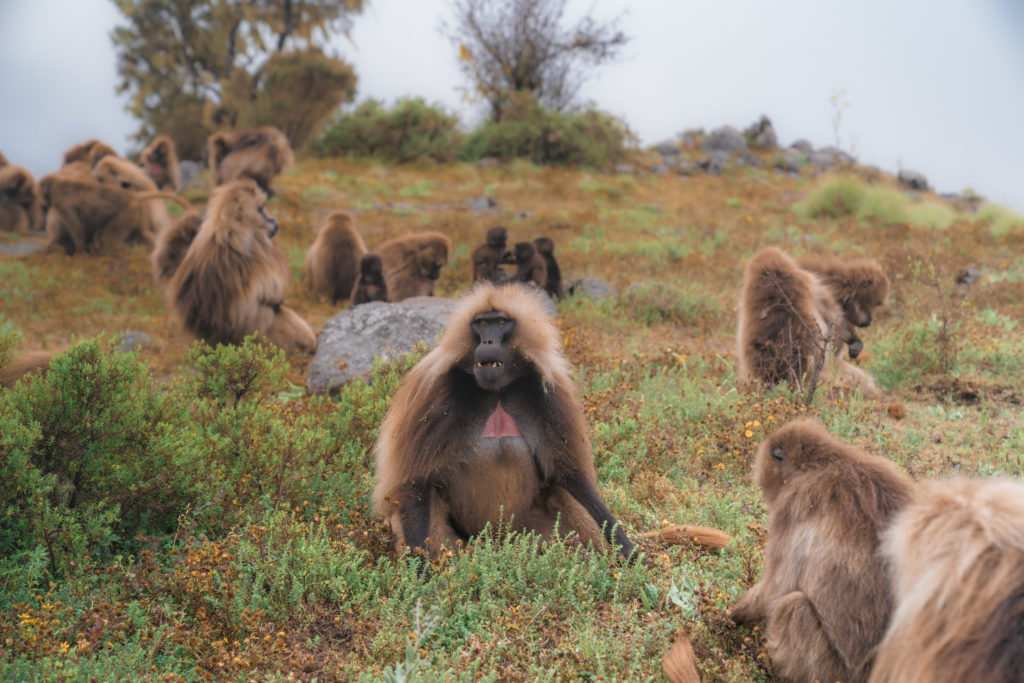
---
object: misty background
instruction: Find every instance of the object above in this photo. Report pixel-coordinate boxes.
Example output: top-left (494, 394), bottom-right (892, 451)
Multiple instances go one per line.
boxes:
top-left (1, 0), bottom-right (1022, 210)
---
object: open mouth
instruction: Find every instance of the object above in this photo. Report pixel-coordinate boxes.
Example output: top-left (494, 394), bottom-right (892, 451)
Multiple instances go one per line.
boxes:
top-left (477, 360), bottom-right (503, 368)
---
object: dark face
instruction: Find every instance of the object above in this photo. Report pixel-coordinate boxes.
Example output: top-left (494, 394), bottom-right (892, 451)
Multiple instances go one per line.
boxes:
top-left (514, 242), bottom-right (535, 265)
top-left (259, 204), bottom-right (278, 238)
top-left (533, 237), bottom-right (554, 255)
top-left (469, 311), bottom-right (526, 392)
top-left (361, 254), bottom-right (383, 282)
top-left (486, 227), bottom-right (508, 250)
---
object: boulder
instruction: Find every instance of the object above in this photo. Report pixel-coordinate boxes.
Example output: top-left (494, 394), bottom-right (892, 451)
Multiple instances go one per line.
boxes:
top-left (178, 160), bottom-right (203, 190)
top-left (698, 150), bottom-right (731, 175)
top-left (654, 140), bottom-right (681, 157)
top-left (807, 146), bottom-right (854, 168)
top-left (703, 126), bottom-right (747, 152)
top-left (306, 297), bottom-right (459, 393)
top-left (567, 276), bottom-right (617, 301)
top-left (790, 139), bottom-right (814, 154)
top-left (465, 196), bottom-right (498, 212)
top-left (679, 128), bottom-right (705, 147)
top-left (774, 148), bottom-right (806, 173)
top-left (897, 169), bottom-right (929, 192)
top-left (745, 115), bottom-right (778, 149)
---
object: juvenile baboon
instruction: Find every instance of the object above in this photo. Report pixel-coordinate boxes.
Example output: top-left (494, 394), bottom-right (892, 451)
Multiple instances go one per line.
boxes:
top-left (351, 253), bottom-right (388, 305)
top-left (510, 241), bottom-right (548, 289)
top-left (1, 350), bottom-right (58, 389)
top-left (471, 226), bottom-right (514, 283)
top-left (168, 179), bottom-right (315, 352)
top-left (151, 211), bottom-right (202, 287)
top-left (62, 139), bottom-right (117, 168)
top-left (730, 418), bottom-right (912, 683)
top-left (736, 247), bottom-right (880, 397)
top-left (207, 127), bottom-right (294, 194)
top-left (140, 135), bottom-right (180, 191)
top-left (373, 283), bottom-right (635, 562)
top-left (377, 231), bottom-right (451, 302)
top-left (533, 236), bottom-right (564, 300)
top-left (304, 211), bottom-right (367, 304)
top-left (869, 477), bottom-right (1024, 683)
top-left (798, 255), bottom-right (889, 358)
top-left (0, 165), bottom-right (43, 233)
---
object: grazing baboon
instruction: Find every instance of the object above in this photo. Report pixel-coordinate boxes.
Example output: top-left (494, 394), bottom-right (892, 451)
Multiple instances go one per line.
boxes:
top-left (140, 135), bottom-right (180, 191)
top-left (510, 241), bottom-right (548, 289)
top-left (168, 179), bottom-right (315, 352)
top-left (533, 236), bottom-right (564, 300)
top-left (736, 247), bottom-right (880, 397)
top-left (0, 150), bottom-right (8, 167)
top-left (304, 211), bottom-right (367, 304)
top-left (798, 255), bottom-right (889, 358)
top-left (0, 165), bottom-right (43, 233)
top-left (351, 253), bottom-right (388, 305)
top-left (471, 226), bottom-right (514, 283)
top-left (377, 231), bottom-right (451, 302)
top-left (151, 211), bottom-right (202, 287)
top-left (730, 418), bottom-right (912, 683)
top-left (1, 350), bottom-right (58, 389)
top-left (870, 477), bottom-right (1024, 683)
top-left (62, 139), bottom-right (117, 168)
top-left (207, 127), bottom-right (293, 194)
top-left (373, 283), bottom-right (635, 562)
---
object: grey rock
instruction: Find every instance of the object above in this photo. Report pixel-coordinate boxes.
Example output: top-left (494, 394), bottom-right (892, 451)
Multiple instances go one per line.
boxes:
top-left (745, 115), bottom-right (778, 149)
top-left (956, 268), bottom-right (980, 286)
top-left (178, 160), bottom-right (203, 189)
top-left (698, 150), bottom-right (731, 175)
top-left (679, 128), bottom-right (705, 147)
top-left (774, 148), bottom-right (806, 173)
top-left (465, 196), bottom-right (498, 211)
top-left (790, 139), bottom-right (814, 154)
top-left (650, 163), bottom-right (670, 176)
top-left (807, 146), bottom-right (854, 168)
top-left (737, 152), bottom-right (762, 167)
top-left (898, 169), bottom-right (929, 191)
top-left (0, 241), bottom-right (46, 255)
top-left (306, 297), bottom-right (459, 393)
top-left (654, 140), bottom-right (681, 156)
top-left (703, 126), bottom-right (748, 152)
top-left (477, 157), bottom-right (501, 169)
top-left (567, 276), bottom-right (617, 301)
top-left (612, 163), bottom-right (635, 174)
top-left (118, 332), bottom-right (153, 353)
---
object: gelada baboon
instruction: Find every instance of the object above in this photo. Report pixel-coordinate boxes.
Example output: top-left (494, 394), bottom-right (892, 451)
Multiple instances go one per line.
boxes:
top-left (168, 179), bottom-right (316, 352)
top-left (798, 254), bottom-right (889, 358)
top-left (0, 150), bottom-right (8, 167)
top-left (730, 418), bottom-right (912, 683)
top-left (510, 241), bottom-right (548, 289)
top-left (869, 477), bottom-right (1024, 683)
top-left (139, 135), bottom-right (180, 191)
top-left (471, 226), bottom-right (514, 284)
top-left (737, 247), bottom-right (880, 397)
top-left (207, 127), bottom-right (294, 194)
top-left (533, 236), bottom-right (564, 300)
top-left (373, 282), bottom-right (635, 562)
top-left (1, 350), bottom-right (58, 389)
top-left (304, 210), bottom-right (367, 304)
top-left (0, 164), bottom-right (43, 233)
top-left (351, 253), bottom-right (388, 305)
top-left (376, 231), bottom-right (451, 302)
top-left (62, 139), bottom-right (117, 168)
top-left (151, 211), bottom-right (202, 288)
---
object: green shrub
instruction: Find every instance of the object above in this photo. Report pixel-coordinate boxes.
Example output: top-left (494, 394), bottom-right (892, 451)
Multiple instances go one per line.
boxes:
top-left (460, 92), bottom-right (631, 167)
top-left (317, 98), bottom-right (462, 163)
top-left (793, 175), bottom-right (866, 218)
top-left (979, 202), bottom-right (1024, 238)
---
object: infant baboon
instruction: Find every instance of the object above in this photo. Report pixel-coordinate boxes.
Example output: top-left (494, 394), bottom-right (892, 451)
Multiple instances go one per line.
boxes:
top-left (869, 477), bottom-right (1024, 683)
top-left (510, 241), bottom-right (548, 289)
top-left (208, 127), bottom-right (293, 194)
top-left (62, 139), bottom-right (117, 168)
top-left (737, 247), bottom-right (880, 397)
top-left (533, 236), bottom-right (563, 300)
top-left (151, 211), bottom-right (202, 288)
top-left (351, 253), bottom-right (388, 305)
top-left (377, 231), bottom-right (451, 302)
top-left (0, 165), bottom-right (43, 233)
top-left (798, 255), bottom-right (889, 358)
top-left (140, 135), bottom-right (180, 191)
top-left (730, 418), bottom-right (912, 683)
top-left (168, 179), bottom-right (315, 352)
top-left (471, 226), bottom-right (514, 284)
top-left (304, 211), bottom-right (367, 304)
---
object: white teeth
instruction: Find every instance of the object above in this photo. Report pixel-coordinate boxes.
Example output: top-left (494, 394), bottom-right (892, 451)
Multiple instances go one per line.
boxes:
top-left (477, 361), bottom-right (503, 368)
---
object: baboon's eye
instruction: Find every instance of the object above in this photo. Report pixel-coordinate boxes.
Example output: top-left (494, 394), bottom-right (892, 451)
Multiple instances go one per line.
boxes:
top-left (120, 181), bottom-right (131, 189)
top-left (859, 280), bottom-right (873, 289)
top-left (771, 446), bottom-right (786, 463)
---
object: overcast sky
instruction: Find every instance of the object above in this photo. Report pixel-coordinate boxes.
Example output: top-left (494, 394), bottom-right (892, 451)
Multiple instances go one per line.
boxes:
top-left (2, 0), bottom-right (1022, 210)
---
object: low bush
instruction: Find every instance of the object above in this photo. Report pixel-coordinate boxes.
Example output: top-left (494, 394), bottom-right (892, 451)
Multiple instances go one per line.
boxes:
top-left (317, 98), bottom-right (462, 163)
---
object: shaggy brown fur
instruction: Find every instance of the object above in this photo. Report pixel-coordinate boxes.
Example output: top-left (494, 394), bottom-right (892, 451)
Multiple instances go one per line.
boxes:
top-left (140, 135), bottom-right (180, 191)
top-left (376, 231), bottom-right (451, 302)
top-left (151, 211), bottom-right (202, 288)
top-left (798, 254), bottom-right (889, 358)
top-left (1, 350), bottom-right (58, 389)
top-left (471, 226), bottom-right (513, 284)
top-left (736, 247), bottom-right (881, 397)
top-left (0, 150), bottom-right (8, 167)
top-left (373, 283), bottom-right (634, 561)
top-left (533, 236), bottom-right (564, 300)
top-left (168, 180), bottom-right (315, 352)
top-left (0, 165), bottom-right (43, 233)
top-left (351, 253), bottom-right (388, 306)
top-left (207, 127), bottom-right (294, 194)
top-left (869, 477), bottom-right (1024, 683)
top-left (730, 418), bottom-right (912, 683)
top-left (304, 211), bottom-right (367, 304)
top-left (62, 139), bottom-right (117, 168)
top-left (510, 241), bottom-right (548, 289)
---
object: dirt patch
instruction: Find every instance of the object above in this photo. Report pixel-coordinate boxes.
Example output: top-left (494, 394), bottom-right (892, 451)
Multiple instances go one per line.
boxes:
top-left (914, 376), bottom-right (1023, 406)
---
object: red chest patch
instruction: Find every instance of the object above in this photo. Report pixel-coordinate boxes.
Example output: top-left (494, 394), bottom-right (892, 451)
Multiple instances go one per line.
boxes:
top-left (482, 401), bottom-right (523, 438)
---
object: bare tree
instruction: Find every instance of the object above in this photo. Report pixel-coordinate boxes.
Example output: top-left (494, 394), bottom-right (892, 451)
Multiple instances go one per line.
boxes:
top-left (444, 0), bottom-right (628, 120)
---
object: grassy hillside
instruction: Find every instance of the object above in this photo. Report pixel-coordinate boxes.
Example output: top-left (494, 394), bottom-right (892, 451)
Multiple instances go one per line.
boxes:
top-left (2, 148), bottom-right (1024, 681)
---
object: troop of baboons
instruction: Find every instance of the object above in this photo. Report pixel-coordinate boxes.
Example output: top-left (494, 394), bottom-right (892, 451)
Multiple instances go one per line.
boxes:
top-left (2, 129), bottom-right (1021, 682)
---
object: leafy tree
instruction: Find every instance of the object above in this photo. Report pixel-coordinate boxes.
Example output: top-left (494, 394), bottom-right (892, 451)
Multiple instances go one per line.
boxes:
top-left (111, 0), bottom-right (364, 159)
top-left (444, 0), bottom-right (628, 121)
